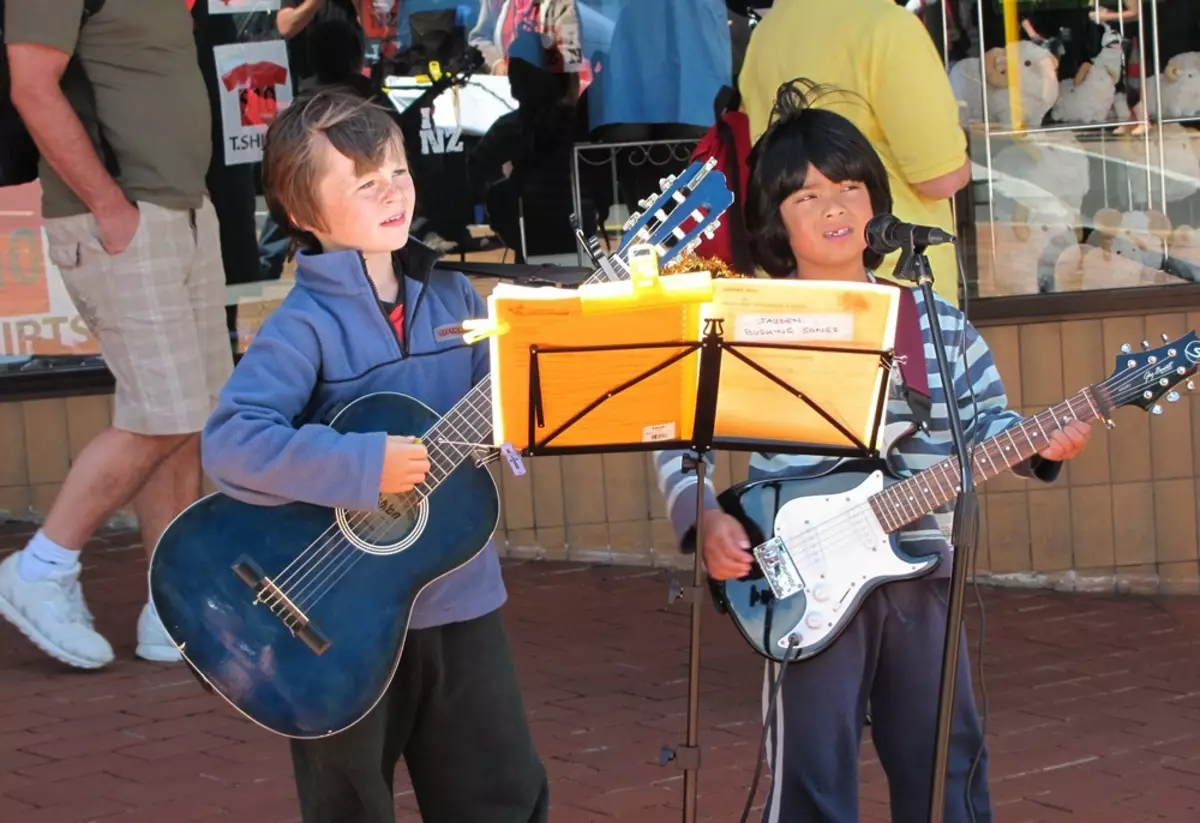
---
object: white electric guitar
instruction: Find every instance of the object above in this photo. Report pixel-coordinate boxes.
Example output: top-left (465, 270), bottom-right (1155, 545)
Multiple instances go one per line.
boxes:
top-left (710, 333), bottom-right (1200, 662)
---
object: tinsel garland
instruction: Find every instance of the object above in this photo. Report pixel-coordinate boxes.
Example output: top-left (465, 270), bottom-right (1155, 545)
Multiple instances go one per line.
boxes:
top-left (660, 254), bottom-right (752, 279)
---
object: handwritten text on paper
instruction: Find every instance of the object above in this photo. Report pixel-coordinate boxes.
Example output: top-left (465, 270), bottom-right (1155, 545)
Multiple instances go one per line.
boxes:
top-left (734, 313), bottom-right (855, 342)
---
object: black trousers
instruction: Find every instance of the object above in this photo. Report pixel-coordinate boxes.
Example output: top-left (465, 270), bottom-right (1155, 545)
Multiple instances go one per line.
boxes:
top-left (762, 578), bottom-right (991, 823)
top-left (291, 609), bottom-right (549, 823)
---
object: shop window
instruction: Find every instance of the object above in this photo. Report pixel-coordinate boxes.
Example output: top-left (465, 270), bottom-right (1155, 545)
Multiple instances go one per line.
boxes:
top-left (942, 0), bottom-right (1200, 299)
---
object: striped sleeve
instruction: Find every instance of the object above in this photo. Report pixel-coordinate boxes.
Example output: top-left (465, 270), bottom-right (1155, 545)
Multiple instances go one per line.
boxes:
top-left (950, 305), bottom-right (1061, 483)
top-left (653, 449), bottom-right (719, 551)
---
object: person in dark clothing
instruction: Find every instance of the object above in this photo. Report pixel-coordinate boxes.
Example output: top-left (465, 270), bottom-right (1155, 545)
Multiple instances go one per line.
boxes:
top-left (190, 2), bottom-right (263, 346)
top-left (278, 0), bottom-right (364, 92)
top-left (468, 57), bottom-right (600, 260)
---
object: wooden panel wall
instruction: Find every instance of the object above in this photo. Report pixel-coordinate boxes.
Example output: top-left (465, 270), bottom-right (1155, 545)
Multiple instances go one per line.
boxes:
top-left (4, 307), bottom-right (1197, 594)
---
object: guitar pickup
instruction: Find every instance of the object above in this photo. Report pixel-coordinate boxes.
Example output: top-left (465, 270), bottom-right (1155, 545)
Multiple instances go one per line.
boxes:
top-left (233, 558), bottom-right (331, 656)
top-left (752, 538), bottom-right (805, 602)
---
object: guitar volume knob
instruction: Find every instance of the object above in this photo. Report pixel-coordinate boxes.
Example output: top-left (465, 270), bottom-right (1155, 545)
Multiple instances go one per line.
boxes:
top-left (811, 584), bottom-right (830, 602)
top-left (804, 612), bottom-right (825, 630)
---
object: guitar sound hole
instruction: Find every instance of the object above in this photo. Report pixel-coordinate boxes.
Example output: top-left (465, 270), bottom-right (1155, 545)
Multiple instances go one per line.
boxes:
top-left (335, 494), bottom-right (430, 556)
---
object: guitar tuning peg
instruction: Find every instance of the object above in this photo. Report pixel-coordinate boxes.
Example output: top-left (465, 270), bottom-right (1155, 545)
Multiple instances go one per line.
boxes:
top-left (1120, 343), bottom-right (1133, 354)
top-left (1152, 404), bottom-right (1164, 415)
top-left (1162, 333), bottom-right (1171, 342)
top-left (1167, 391), bottom-right (1181, 403)
top-left (1141, 340), bottom-right (1151, 350)
top-left (1189, 380), bottom-right (1196, 391)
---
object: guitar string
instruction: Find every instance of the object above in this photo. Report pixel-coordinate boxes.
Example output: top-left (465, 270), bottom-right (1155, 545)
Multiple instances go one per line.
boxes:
top-left (259, 196), bottom-right (715, 619)
top-left (762, 362), bottom-right (1177, 565)
top-left (273, 383), bottom-right (490, 612)
top-left (266, 415), bottom-right (472, 598)
top-left (291, 384), bottom-right (496, 612)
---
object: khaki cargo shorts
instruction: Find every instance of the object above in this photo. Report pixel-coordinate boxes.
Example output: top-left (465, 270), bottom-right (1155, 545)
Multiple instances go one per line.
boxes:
top-left (43, 198), bottom-right (234, 436)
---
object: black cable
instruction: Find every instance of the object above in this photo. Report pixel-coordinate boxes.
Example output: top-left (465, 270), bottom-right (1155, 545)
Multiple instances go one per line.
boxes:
top-left (740, 640), bottom-right (800, 823)
top-left (955, 243), bottom-right (988, 823)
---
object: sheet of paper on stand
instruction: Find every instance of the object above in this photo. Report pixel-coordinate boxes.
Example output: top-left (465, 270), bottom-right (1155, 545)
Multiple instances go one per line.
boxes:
top-left (706, 278), bottom-right (899, 451)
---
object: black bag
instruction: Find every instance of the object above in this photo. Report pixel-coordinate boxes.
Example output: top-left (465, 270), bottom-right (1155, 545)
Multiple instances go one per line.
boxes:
top-left (0, 0), bottom-right (118, 188)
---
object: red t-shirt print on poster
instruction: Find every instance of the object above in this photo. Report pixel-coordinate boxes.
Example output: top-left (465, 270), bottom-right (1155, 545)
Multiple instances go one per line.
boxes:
top-left (221, 61), bottom-right (289, 127)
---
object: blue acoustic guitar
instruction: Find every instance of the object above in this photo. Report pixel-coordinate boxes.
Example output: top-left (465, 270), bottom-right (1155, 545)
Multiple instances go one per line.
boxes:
top-left (148, 159), bottom-right (734, 739)
top-left (713, 333), bottom-right (1199, 663)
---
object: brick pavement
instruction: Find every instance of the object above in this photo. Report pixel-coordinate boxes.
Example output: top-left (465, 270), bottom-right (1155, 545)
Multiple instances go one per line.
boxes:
top-left (1, 524), bottom-right (1200, 822)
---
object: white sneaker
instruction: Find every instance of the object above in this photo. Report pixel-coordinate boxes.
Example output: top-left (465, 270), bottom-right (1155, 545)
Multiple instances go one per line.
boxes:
top-left (136, 601), bottom-right (181, 662)
top-left (0, 552), bottom-right (115, 669)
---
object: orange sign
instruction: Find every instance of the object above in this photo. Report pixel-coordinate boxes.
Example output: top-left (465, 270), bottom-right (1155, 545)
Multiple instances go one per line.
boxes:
top-left (0, 182), bottom-right (51, 317)
top-left (0, 181), bottom-right (99, 356)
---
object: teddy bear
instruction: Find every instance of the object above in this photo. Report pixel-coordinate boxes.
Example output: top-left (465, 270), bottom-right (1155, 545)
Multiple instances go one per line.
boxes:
top-left (949, 41), bottom-right (1059, 130)
top-left (1049, 27), bottom-right (1125, 124)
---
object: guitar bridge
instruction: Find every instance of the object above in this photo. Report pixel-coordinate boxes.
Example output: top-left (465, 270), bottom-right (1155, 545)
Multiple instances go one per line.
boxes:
top-left (233, 558), bottom-right (331, 655)
top-left (752, 537), bottom-right (805, 601)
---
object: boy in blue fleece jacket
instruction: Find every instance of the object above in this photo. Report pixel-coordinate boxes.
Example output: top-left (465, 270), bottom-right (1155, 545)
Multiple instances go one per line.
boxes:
top-left (201, 88), bottom-right (547, 823)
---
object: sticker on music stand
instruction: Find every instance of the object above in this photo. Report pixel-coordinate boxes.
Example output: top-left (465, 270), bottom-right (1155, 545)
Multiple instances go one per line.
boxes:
top-left (213, 41), bottom-right (293, 165)
top-left (499, 443), bottom-right (527, 477)
top-left (208, 0), bottom-right (280, 14)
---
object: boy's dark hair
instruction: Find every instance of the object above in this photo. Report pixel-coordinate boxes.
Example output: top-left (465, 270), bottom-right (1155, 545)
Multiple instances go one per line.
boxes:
top-left (263, 87), bottom-right (405, 252)
top-left (745, 79), bottom-right (893, 277)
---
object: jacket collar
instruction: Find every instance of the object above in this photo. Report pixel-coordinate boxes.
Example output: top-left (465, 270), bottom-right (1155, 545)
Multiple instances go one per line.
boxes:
top-left (293, 238), bottom-right (442, 296)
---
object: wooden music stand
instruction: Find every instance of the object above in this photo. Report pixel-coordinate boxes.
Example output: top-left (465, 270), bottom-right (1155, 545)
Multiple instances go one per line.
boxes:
top-left (478, 264), bottom-right (902, 823)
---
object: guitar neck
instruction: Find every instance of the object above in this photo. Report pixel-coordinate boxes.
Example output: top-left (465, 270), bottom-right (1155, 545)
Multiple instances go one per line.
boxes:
top-left (419, 263), bottom-right (619, 492)
top-left (868, 386), bottom-right (1107, 533)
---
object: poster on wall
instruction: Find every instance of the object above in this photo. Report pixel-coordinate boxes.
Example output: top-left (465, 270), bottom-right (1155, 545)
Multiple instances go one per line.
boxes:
top-left (208, 0), bottom-right (280, 14)
top-left (362, 0), bottom-right (400, 40)
top-left (0, 183), bottom-right (99, 358)
top-left (213, 40), bottom-right (293, 166)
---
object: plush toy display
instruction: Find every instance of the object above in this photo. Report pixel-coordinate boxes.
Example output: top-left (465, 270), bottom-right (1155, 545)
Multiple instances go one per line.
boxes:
top-left (989, 133), bottom-right (1092, 213)
top-left (1141, 52), bottom-right (1200, 121)
top-left (1107, 124), bottom-right (1200, 206)
top-left (949, 41), bottom-right (1059, 129)
top-left (1049, 28), bottom-right (1124, 124)
top-left (1164, 225), bottom-right (1200, 283)
top-left (975, 197), bottom-right (1081, 296)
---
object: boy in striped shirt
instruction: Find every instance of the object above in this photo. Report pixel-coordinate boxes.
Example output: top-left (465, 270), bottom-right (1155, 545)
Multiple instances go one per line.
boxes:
top-left (654, 89), bottom-right (1091, 823)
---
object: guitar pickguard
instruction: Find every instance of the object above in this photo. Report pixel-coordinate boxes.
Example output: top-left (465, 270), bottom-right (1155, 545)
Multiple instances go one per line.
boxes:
top-left (746, 470), bottom-right (936, 655)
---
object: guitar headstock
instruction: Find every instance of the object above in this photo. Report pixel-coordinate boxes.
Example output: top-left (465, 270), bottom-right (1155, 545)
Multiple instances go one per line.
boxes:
top-left (616, 158), bottom-right (734, 270)
top-left (1098, 332), bottom-right (1200, 416)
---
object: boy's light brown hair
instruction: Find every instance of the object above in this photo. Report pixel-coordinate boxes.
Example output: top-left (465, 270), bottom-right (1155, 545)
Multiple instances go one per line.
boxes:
top-left (262, 87), bottom-right (406, 252)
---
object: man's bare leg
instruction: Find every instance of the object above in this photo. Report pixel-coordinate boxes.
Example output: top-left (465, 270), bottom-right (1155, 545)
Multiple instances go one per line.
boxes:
top-left (0, 426), bottom-right (190, 669)
top-left (131, 433), bottom-right (201, 559)
top-left (41, 428), bottom-right (192, 550)
top-left (130, 433), bottom-right (202, 663)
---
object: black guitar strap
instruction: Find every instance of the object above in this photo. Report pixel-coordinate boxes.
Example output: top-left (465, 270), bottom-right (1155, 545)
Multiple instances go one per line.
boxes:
top-left (894, 287), bottom-right (933, 432)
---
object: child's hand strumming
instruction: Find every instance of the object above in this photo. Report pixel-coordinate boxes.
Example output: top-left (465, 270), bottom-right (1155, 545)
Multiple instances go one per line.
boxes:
top-left (381, 436), bottom-right (432, 494)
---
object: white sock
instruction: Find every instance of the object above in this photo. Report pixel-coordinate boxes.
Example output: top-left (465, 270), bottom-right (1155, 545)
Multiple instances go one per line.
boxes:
top-left (17, 531), bottom-right (81, 582)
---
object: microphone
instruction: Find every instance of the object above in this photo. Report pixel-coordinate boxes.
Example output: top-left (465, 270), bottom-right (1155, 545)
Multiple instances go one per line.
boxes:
top-left (864, 214), bottom-right (956, 255)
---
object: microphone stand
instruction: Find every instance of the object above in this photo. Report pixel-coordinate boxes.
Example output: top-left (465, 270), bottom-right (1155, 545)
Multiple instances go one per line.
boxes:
top-left (891, 243), bottom-right (980, 823)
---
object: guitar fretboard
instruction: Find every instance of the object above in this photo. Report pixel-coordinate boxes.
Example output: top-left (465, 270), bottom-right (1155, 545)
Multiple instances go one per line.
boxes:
top-left (868, 387), bottom-right (1106, 534)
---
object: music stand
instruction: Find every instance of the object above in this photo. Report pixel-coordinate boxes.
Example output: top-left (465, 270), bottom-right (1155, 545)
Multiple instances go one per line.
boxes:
top-left (484, 271), bottom-right (901, 822)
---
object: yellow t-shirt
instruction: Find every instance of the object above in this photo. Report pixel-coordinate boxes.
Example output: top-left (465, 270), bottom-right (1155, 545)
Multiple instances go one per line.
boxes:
top-left (739, 0), bottom-right (966, 306)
